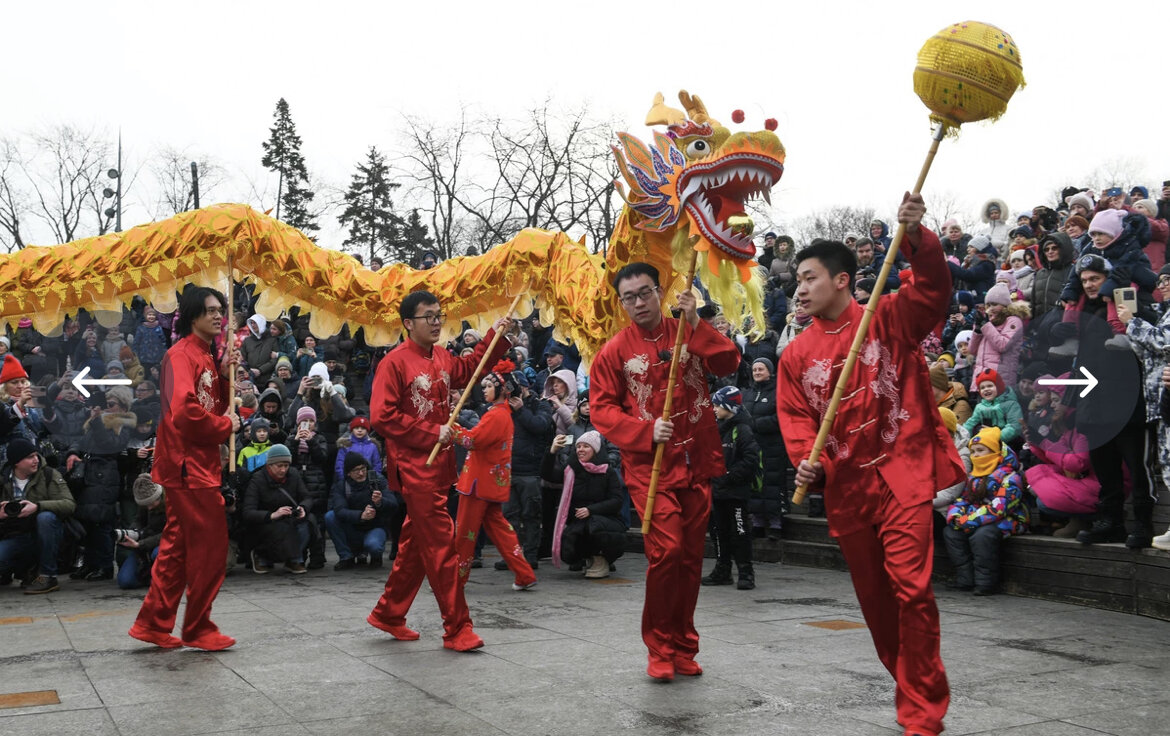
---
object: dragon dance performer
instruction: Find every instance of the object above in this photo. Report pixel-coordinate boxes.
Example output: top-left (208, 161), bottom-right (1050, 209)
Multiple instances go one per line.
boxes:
top-left (451, 359), bottom-right (537, 591)
top-left (129, 287), bottom-right (241, 651)
top-left (366, 291), bottom-right (512, 652)
top-left (777, 194), bottom-right (964, 736)
top-left (590, 262), bottom-right (740, 681)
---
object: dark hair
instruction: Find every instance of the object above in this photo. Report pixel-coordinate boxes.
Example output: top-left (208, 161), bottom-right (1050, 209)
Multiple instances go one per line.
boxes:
top-left (174, 286), bottom-right (227, 337)
top-left (611, 262), bottom-right (660, 291)
top-left (795, 240), bottom-right (857, 289)
top-left (399, 291), bottom-right (440, 328)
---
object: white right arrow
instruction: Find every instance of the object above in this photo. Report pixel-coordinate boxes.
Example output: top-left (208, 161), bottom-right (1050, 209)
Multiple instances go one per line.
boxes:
top-left (71, 365), bottom-right (133, 399)
top-left (1037, 366), bottom-right (1099, 398)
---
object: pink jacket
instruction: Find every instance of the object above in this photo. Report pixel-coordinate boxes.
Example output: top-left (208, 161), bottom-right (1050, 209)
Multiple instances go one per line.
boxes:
top-left (968, 315), bottom-right (1024, 391)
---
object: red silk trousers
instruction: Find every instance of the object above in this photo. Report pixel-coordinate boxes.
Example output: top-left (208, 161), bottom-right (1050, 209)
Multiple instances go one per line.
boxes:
top-left (454, 495), bottom-right (535, 587)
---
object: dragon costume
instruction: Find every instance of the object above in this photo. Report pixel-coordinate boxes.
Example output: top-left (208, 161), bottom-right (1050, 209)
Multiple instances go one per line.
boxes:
top-left (0, 91), bottom-right (784, 360)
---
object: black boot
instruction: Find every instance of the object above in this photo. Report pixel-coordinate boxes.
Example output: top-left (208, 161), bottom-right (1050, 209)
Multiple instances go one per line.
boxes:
top-left (702, 562), bottom-right (733, 585)
top-left (1126, 512), bottom-right (1155, 550)
top-left (1077, 518), bottom-right (1127, 545)
top-left (736, 565), bottom-right (755, 590)
top-left (807, 495), bottom-right (826, 518)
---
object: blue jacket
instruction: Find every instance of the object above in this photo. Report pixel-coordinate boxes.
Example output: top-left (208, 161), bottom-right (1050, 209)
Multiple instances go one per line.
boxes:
top-left (1061, 213), bottom-right (1156, 303)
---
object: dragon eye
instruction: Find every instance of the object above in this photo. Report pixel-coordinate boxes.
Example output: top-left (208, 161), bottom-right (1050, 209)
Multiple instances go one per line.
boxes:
top-left (684, 139), bottom-right (710, 157)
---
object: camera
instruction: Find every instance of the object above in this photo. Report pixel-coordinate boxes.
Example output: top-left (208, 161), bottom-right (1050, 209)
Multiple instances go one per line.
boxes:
top-left (222, 489), bottom-right (237, 507)
top-left (113, 529), bottom-right (140, 543)
top-left (3, 500), bottom-right (22, 517)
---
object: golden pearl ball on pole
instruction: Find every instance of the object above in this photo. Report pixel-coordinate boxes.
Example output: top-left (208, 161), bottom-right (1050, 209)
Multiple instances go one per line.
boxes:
top-left (914, 21), bottom-right (1026, 133)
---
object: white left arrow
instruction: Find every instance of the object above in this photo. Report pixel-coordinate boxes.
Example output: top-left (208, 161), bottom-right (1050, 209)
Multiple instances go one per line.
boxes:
top-left (71, 365), bottom-right (132, 399)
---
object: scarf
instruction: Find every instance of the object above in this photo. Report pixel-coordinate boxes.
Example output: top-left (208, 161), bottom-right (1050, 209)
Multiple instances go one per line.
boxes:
top-left (552, 459), bottom-right (609, 568)
top-left (970, 452), bottom-right (1000, 478)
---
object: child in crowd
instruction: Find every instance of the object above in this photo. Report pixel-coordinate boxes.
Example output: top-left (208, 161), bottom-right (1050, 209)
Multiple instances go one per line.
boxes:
top-left (334, 416), bottom-right (382, 481)
top-left (1024, 373), bottom-right (1063, 444)
top-left (933, 408), bottom-right (972, 528)
top-left (942, 291), bottom-right (976, 348)
top-left (952, 329), bottom-right (974, 388)
top-left (1023, 393), bottom-right (1097, 539)
top-left (944, 426), bottom-right (1029, 595)
top-left (1058, 209), bottom-right (1157, 322)
top-left (238, 418), bottom-right (273, 472)
top-left (116, 475), bottom-right (166, 590)
top-left (964, 369), bottom-right (1025, 448)
top-left (968, 283), bottom-right (1028, 392)
top-left (702, 386), bottom-right (760, 591)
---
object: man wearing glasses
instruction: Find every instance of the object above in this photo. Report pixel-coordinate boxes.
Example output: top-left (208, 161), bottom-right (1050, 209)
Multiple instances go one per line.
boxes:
top-left (589, 263), bottom-right (740, 681)
top-left (129, 286), bottom-right (241, 651)
top-left (366, 291), bottom-right (513, 652)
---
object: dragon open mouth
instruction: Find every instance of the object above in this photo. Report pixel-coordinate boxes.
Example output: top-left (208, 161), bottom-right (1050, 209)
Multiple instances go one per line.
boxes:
top-left (678, 155), bottom-right (783, 260)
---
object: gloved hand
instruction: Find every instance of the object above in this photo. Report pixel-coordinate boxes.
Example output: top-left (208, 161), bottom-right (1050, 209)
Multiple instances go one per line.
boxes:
top-left (1050, 321), bottom-right (1078, 341)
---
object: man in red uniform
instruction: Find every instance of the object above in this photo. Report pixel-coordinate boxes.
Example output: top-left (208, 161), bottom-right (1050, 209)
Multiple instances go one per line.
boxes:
top-left (366, 291), bottom-right (511, 652)
top-left (777, 194), bottom-right (965, 736)
top-left (590, 262), bottom-right (740, 681)
top-left (129, 286), bottom-right (240, 651)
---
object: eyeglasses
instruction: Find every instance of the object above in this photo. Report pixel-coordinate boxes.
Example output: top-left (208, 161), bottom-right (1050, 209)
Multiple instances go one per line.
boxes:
top-left (618, 287), bottom-right (659, 306)
top-left (204, 307), bottom-right (225, 317)
top-left (1159, 277), bottom-right (1170, 286)
top-left (408, 312), bottom-right (446, 325)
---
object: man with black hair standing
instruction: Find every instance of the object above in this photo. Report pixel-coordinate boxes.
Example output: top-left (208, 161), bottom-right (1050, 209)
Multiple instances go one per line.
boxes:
top-left (129, 286), bottom-right (241, 651)
top-left (365, 291), bottom-right (512, 652)
top-left (589, 262), bottom-right (740, 682)
top-left (777, 194), bottom-right (965, 736)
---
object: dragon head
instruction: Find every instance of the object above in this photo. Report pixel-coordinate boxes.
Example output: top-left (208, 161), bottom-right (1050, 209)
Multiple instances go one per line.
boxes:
top-left (612, 90), bottom-right (786, 276)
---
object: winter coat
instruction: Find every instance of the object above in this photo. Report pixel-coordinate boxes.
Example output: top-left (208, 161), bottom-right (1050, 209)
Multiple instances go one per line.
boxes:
top-left (541, 369), bottom-right (579, 435)
top-left (254, 388), bottom-right (288, 446)
top-left (764, 285), bottom-right (788, 334)
top-left (510, 393), bottom-right (556, 477)
top-left (963, 390), bottom-right (1025, 445)
top-left (242, 466), bottom-right (313, 561)
top-left (0, 458), bottom-right (76, 539)
top-left (968, 304), bottom-right (1028, 391)
top-left (1025, 429), bottom-right (1098, 516)
top-left (870, 220), bottom-right (892, 249)
top-left (286, 435), bottom-right (330, 512)
top-left (328, 472), bottom-right (395, 530)
top-left (1060, 213), bottom-right (1157, 305)
top-left (556, 415), bottom-right (621, 472)
top-left (946, 445), bottom-right (1028, 536)
top-left (293, 346), bottom-right (325, 381)
top-left (100, 333), bottom-right (129, 365)
top-left (71, 411), bottom-right (135, 525)
top-left (286, 390), bottom-right (356, 458)
top-left (736, 332), bottom-right (780, 389)
top-left (540, 451), bottom-right (625, 564)
top-left (940, 231), bottom-right (973, 259)
top-left (978, 198), bottom-right (1012, 255)
top-left (769, 250), bottom-right (797, 287)
top-left (1031, 232), bottom-right (1076, 319)
top-left (238, 440), bottom-right (273, 472)
top-left (1125, 306), bottom-right (1170, 423)
top-left (744, 376), bottom-right (786, 512)
top-left (73, 344), bottom-right (106, 379)
top-left (711, 411), bottom-right (760, 502)
top-left (948, 253), bottom-right (998, 300)
top-left (133, 322), bottom-right (168, 366)
top-left (1141, 216), bottom-right (1169, 273)
top-left (937, 382), bottom-right (974, 424)
top-left (334, 433), bottom-right (383, 480)
top-left (242, 332), bottom-right (279, 387)
top-left (42, 396), bottom-right (89, 454)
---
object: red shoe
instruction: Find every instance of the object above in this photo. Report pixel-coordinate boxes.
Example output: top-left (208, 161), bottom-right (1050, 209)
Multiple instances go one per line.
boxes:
top-left (647, 659), bottom-right (675, 682)
top-left (673, 658), bottom-right (703, 676)
top-left (366, 614), bottom-right (420, 640)
top-left (443, 629), bottom-right (484, 652)
top-left (128, 624), bottom-right (182, 649)
top-left (181, 632), bottom-right (236, 651)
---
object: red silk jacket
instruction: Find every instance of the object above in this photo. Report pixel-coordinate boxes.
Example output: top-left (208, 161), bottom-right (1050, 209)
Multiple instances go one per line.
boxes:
top-left (453, 402), bottom-right (513, 503)
top-left (153, 334), bottom-right (233, 489)
top-left (777, 225), bottom-right (966, 536)
top-left (590, 316), bottom-right (741, 492)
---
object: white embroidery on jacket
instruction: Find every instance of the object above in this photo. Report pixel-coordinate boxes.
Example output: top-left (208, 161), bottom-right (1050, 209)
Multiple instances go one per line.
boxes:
top-left (623, 353), bottom-right (654, 420)
top-left (196, 369), bottom-right (216, 413)
top-left (859, 339), bottom-right (910, 444)
top-left (410, 373), bottom-right (436, 417)
top-left (802, 358), bottom-right (848, 459)
top-left (679, 346), bottom-right (710, 423)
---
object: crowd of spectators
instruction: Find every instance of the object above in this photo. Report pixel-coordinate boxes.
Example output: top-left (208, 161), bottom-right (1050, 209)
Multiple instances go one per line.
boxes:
top-left (3, 182), bottom-right (1170, 597)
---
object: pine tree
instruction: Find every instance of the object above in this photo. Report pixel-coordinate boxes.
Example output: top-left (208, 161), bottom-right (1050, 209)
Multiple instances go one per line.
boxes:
top-left (260, 98), bottom-right (318, 233)
top-left (399, 208), bottom-right (436, 267)
top-left (338, 146), bottom-right (404, 262)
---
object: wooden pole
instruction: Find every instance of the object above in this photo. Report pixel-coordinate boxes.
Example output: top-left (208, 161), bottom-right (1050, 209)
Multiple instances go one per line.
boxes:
top-left (425, 290), bottom-right (526, 466)
top-left (641, 248), bottom-right (700, 535)
top-left (792, 125), bottom-right (946, 505)
top-left (226, 256), bottom-right (237, 474)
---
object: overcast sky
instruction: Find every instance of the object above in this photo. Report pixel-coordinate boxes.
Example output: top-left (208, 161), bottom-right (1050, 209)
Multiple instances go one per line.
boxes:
top-left (4, 1), bottom-right (1169, 249)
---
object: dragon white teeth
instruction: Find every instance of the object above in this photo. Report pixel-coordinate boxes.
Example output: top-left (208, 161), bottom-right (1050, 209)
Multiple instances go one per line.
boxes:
top-left (762, 190), bottom-right (771, 206)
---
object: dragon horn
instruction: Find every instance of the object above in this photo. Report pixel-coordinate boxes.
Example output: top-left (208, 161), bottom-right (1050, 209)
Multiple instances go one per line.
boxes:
top-left (645, 92), bottom-right (687, 127)
top-left (678, 90), bottom-right (721, 128)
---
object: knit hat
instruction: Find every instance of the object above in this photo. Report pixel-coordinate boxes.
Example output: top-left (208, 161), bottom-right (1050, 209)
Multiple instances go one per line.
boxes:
top-left (929, 363), bottom-right (950, 391)
top-left (984, 283), bottom-right (1012, 306)
top-left (307, 362), bottom-right (330, 383)
top-left (1010, 225), bottom-right (1034, 240)
top-left (1133, 199), bottom-right (1158, 218)
top-left (350, 416), bottom-right (370, 431)
top-left (344, 452), bottom-right (370, 475)
top-left (969, 234), bottom-right (995, 256)
top-left (1035, 373), bottom-right (1067, 399)
top-left (106, 359), bottom-right (124, 373)
top-left (0, 354), bottom-right (28, 384)
top-left (265, 444), bottom-right (292, 462)
top-left (132, 473), bottom-right (163, 507)
top-left (942, 218), bottom-right (959, 230)
top-left (296, 406), bottom-right (316, 424)
top-left (576, 430), bottom-right (602, 455)
top-left (1020, 362), bottom-right (1049, 381)
top-left (956, 291), bottom-right (975, 308)
top-left (970, 425), bottom-right (1003, 457)
top-left (995, 269), bottom-right (1018, 291)
top-left (17, 318), bottom-right (32, 328)
top-left (937, 352), bottom-right (956, 368)
top-left (856, 277), bottom-right (877, 295)
top-left (119, 346), bottom-right (135, 362)
top-left (1064, 214), bottom-right (1090, 232)
top-left (323, 346), bottom-right (341, 362)
top-left (1076, 253), bottom-right (1113, 275)
top-left (249, 417), bottom-right (271, 440)
top-left (133, 407), bottom-right (155, 426)
top-left (1130, 186), bottom-right (1149, 199)
top-left (711, 386), bottom-right (743, 413)
top-left (0, 336), bottom-right (8, 350)
top-left (5, 437), bottom-right (36, 464)
top-left (938, 407), bottom-right (958, 435)
top-left (275, 355), bottom-right (294, 373)
top-left (1088, 209), bottom-right (1125, 240)
top-left (1067, 192), bottom-right (1094, 214)
top-left (1159, 263), bottom-right (1170, 279)
top-left (955, 330), bottom-right (973, 347)
top-left (752, 357), bottom-right (774, 375)
top-left (512, 370), bottom-right (531, 389)
top-left (975, 368), bottom-right (1005, 395)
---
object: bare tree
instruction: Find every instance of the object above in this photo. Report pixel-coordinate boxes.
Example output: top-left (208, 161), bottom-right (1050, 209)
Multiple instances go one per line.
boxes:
top-left (1080, 156), bottom-right (1149, 198)
top-left (924, 189), bottom-right (975, 235)
top-left (397, 111), bottom-right (473, 260)
top-left (791, 205), bottom-right (877, 246)
top-left (0, 138), bottom-right (28, 251)
top-left (21, 125), bottom-right (118, 243)
top-left (149, 146), bottom-right (227, 218)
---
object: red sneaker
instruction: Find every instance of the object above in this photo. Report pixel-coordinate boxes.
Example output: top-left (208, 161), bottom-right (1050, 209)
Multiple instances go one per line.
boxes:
top-left (128, 624), bottom-right (182, 649)
top-left (181, 632), bottom-right (236, 651)
top-left (366, 615), bottom-right (420, 640)
top-left (443, 629), bottom-right (484, 652)
top-left (673, 658), bottom-right (703, 676)
top-left (647, 659), bottom-right (675, 682)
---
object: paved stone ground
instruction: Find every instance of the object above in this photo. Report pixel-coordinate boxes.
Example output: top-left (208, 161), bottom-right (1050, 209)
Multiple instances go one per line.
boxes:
top-left (1, 551), bottom-right (1168, 736)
